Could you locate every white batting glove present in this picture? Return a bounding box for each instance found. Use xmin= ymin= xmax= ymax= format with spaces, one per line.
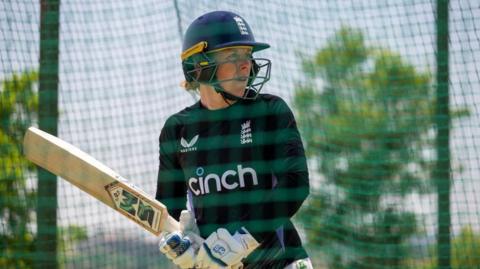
xmin=195 ymin=227 xmax=260 ymax=269
xmin=179 ymin=210 xmax=201 ymax=243
xmin=159 ymin=231 xmax=196 ymax=269
xmin=158 ymin=210 xmax=202 ymax=269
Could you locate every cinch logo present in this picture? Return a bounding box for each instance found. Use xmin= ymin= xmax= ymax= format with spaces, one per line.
xmin=180 ymin=135 xmax=199 ymax=153
xmin=188 ymin=165 xmax=258 ymax=196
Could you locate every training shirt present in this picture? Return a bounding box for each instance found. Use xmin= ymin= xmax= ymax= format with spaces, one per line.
xmin=156 ymin=94 xmax=310 ymax=268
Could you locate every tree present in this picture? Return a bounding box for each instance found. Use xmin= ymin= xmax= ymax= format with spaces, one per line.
xmin=0 ymin=71 xmax=39 ymax=268
xmin=0 ymin=72 xmax=90 ymax=268
xmin=451 ymin=226 xmax=480 ymax=268
xmin=294 ymin=27 xmax=436 ymax=268
xmin=419 ymin=226 xmax=480 ymax=269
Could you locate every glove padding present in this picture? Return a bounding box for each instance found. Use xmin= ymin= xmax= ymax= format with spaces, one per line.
xmin=159 ymin=231 xmax=196 ymax=269
xmin=195 ymin=227 xmax=259 ymax=269
xmin=158 ymin=210 xmax=201 ymax=269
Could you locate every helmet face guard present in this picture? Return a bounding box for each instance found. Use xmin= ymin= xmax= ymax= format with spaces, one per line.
xmin=182 ymin=50 xmax=271 ymax=100
xmin=181 ymin=11 xmax=271 ymax=100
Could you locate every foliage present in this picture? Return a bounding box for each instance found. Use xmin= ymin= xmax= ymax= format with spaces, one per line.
xmin=407 ymin=226 xmax=480 ymax=269
xmin=451 ymin=226 xmax=480 ymax=268
xmin=0 ymin=71 xmax=38 ymax=268
xmin=0 ymin=72 xmax=90 ymax=268
xmin=57 ymin=225 xmax=88 ymax=267
xmin=294 ymin=26 xmax=436 ymax=268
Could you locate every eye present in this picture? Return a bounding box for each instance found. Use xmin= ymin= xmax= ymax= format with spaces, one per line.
xmin=225 ymin=54 xmax=239 ymax=61
xmin=226 ymin=53 xmax=252 ymax=62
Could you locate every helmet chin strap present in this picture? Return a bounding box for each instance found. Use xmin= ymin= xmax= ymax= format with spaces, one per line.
xmin=213 ymin=85 xmax=257 ymax=105
xmin=210 ymin=73 xmax=257 ymax=103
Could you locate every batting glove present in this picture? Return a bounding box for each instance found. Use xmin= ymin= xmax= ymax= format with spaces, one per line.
xmin=195 ymin=227 xmax=260 ymax=269
xmin=158 ymin=210 xmax=201 ymax=269
xmin=159 ymin=231 xmax=196 ymax=269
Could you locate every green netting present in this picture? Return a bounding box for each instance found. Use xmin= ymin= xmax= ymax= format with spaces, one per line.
xmin=1 ymin=0 xmax=480 ymax=268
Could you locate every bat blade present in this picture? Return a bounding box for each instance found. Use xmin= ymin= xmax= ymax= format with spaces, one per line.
xmin=23 ymin=127 xmax=179 ymax=235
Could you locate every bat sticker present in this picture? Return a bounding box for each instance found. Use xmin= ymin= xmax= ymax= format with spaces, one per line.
xmin=105 ymin=179 xmax=163 ymax=234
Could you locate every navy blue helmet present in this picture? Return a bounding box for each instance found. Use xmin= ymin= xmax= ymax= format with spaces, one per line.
xmin=181 ymin=11 xmax=271 ymax=100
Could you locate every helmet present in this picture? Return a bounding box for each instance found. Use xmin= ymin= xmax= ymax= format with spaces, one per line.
xmin=181 ymin=11 xmax=271 ymax=100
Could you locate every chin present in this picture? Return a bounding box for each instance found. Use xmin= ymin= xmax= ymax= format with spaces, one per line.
xmin=235 ymin=88 xmax=248 ymax=97
xmin=223 ymin=84 xmax=248 ymax=97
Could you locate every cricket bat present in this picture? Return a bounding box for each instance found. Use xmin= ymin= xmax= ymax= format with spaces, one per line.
xmin=23 ymin=126 xmax=180 ymax=236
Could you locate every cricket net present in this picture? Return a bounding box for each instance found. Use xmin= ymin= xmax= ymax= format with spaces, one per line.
xmin=1 ymin=1 xmax=479 ymax=268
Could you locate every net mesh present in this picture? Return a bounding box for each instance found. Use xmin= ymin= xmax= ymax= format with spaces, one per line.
xmin=1 ymin=0 xmax=479 ymax=268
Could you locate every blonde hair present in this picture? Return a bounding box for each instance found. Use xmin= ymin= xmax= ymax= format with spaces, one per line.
xmin=180 ymin=80 xmax=200 ymax=91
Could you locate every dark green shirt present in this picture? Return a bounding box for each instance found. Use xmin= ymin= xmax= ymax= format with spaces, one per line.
xmin=156 ymin=94 xmax=310 ymax=268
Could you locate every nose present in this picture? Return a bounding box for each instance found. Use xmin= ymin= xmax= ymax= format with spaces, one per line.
xmin=238 ymin=59 xmax=251 ymax=73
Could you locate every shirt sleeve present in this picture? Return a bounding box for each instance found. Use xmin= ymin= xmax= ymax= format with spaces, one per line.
xmin=155 ymin=117 xmax=186 ymax=220
xmin=243 ymin=97 xmax=310 ymax=239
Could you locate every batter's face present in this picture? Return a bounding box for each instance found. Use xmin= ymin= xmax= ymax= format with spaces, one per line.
xmin=213 ymin=47 xmax=253 ymax=98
